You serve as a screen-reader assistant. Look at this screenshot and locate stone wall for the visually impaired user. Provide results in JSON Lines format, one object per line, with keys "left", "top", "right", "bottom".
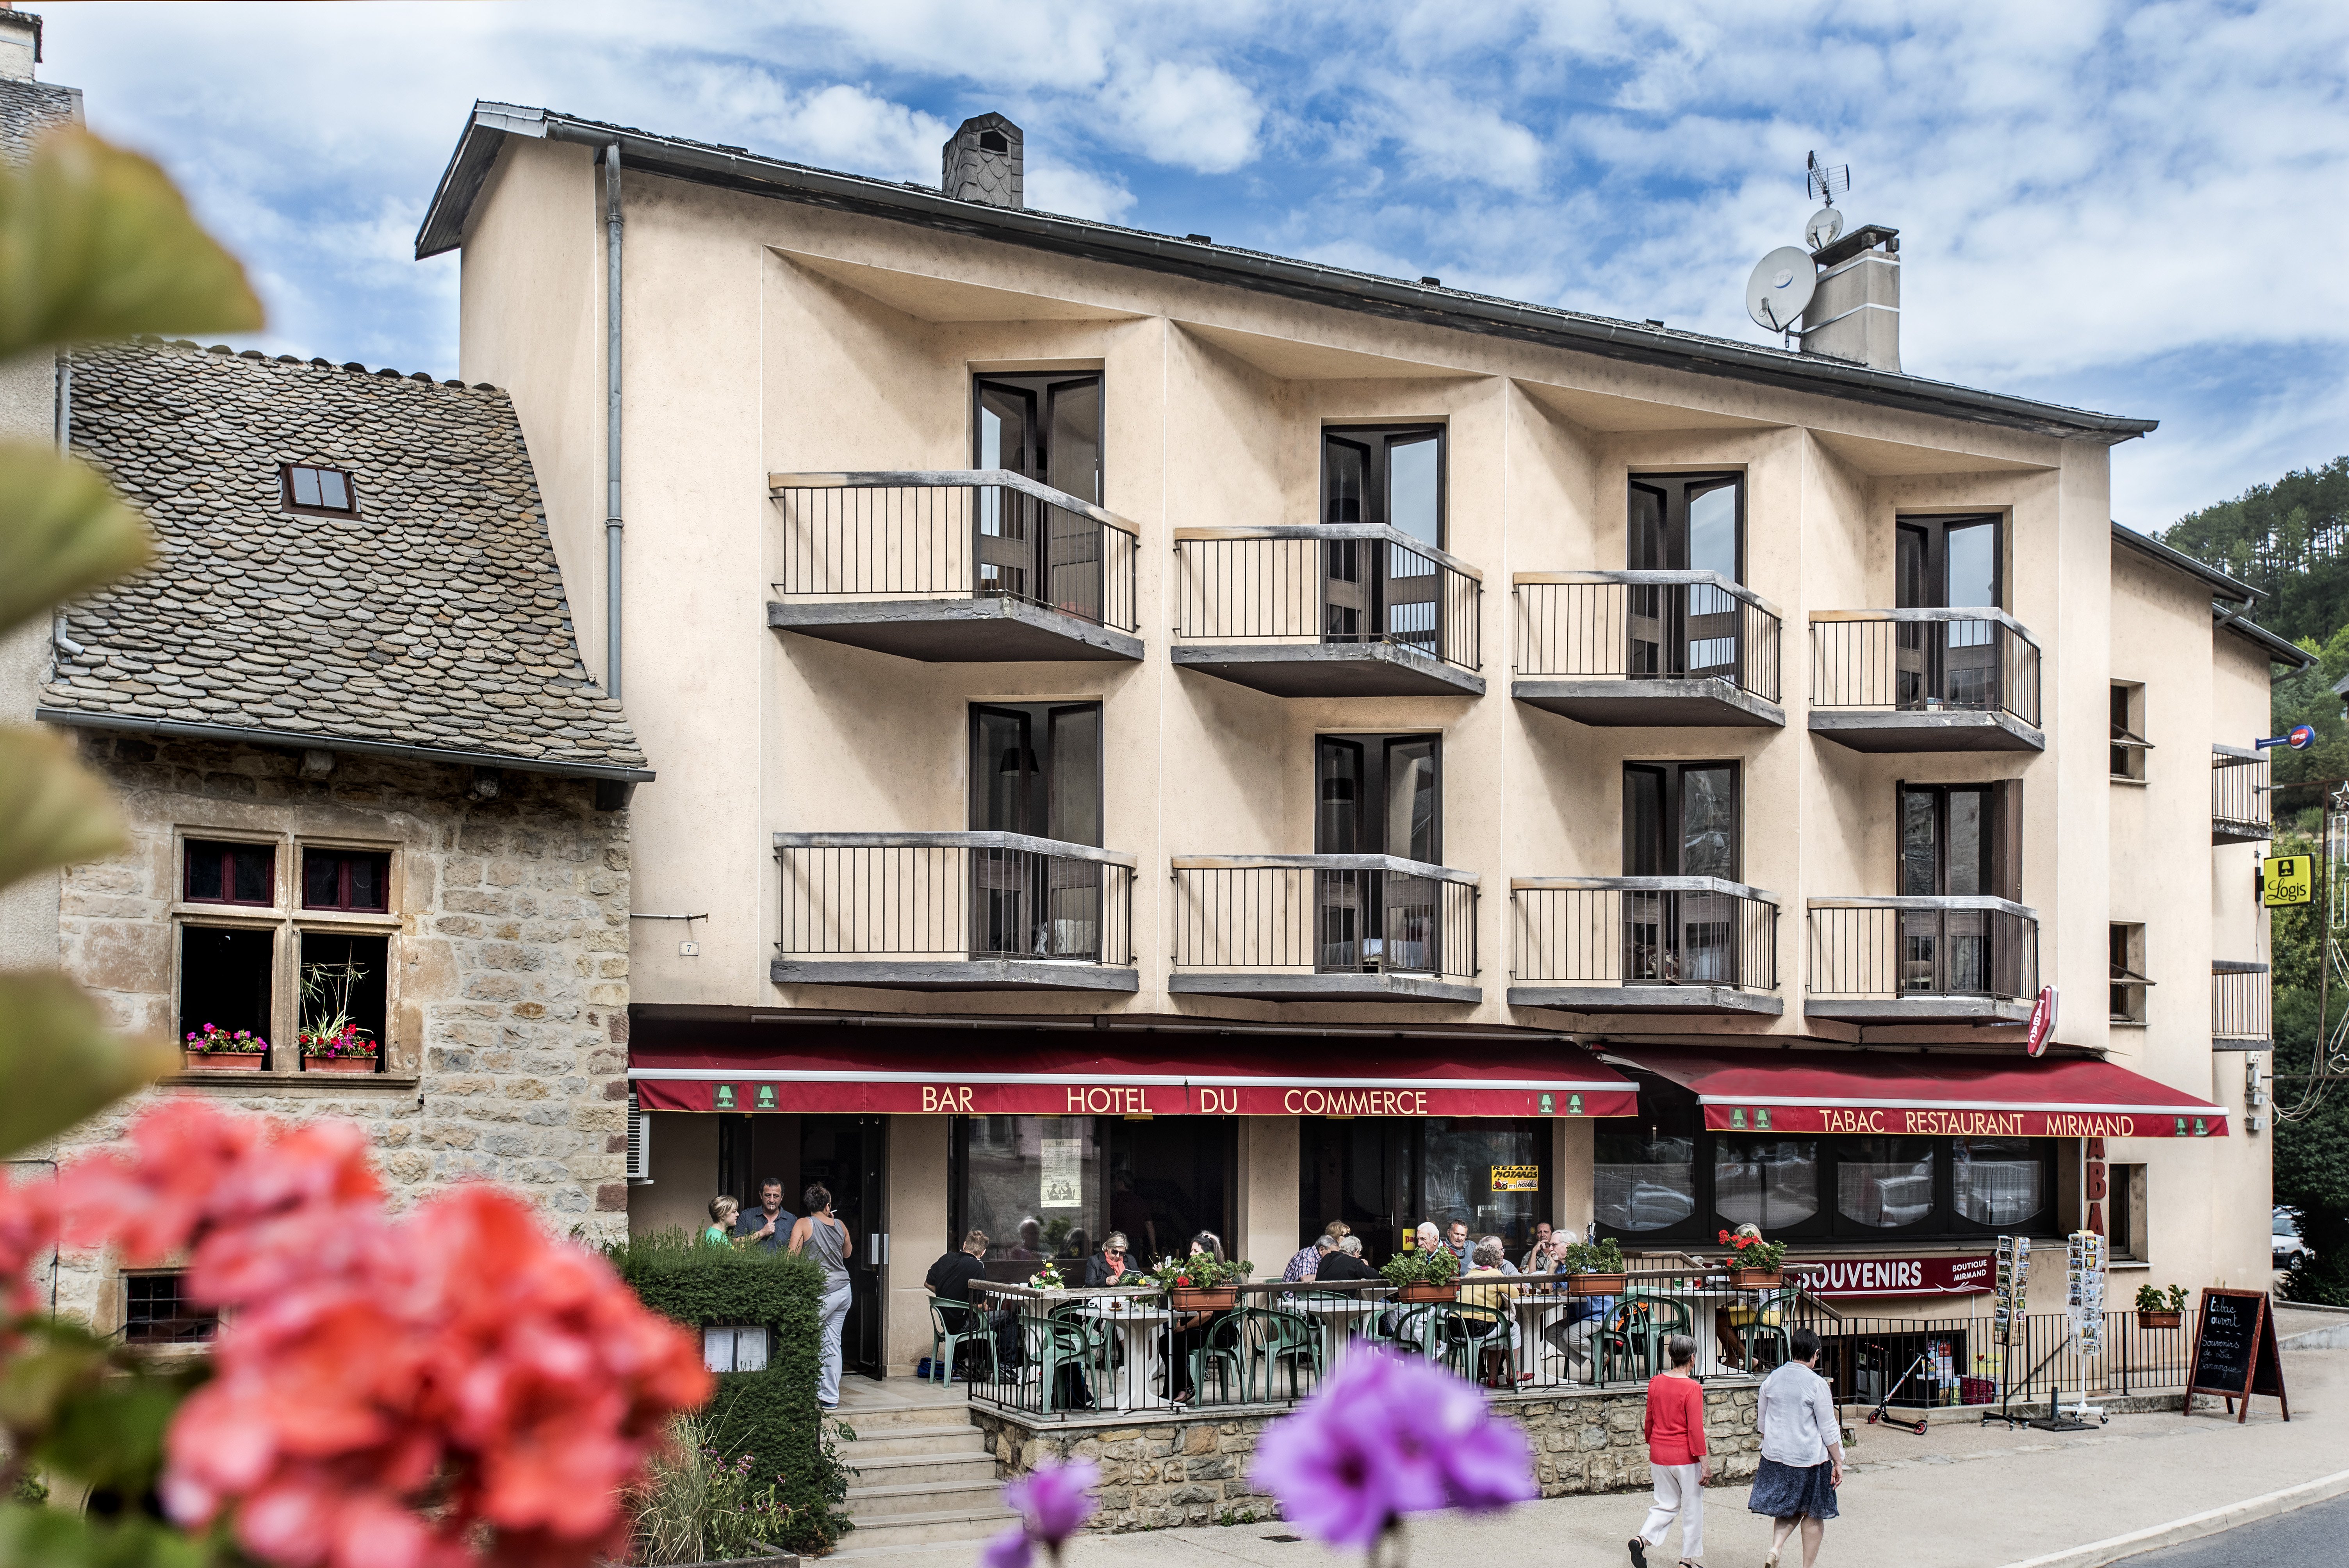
{"left": 36, "top": 732, "right": 631, "bottom": 1327}
{"left": 970, "top": 1380, "right": 1765, "bottom": 1534}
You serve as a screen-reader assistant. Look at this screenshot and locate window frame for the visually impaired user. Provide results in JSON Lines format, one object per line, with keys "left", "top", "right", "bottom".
{"left": 2109, "top": 682, "right": 2149, "bottom": 781}
{"left": 1625, "top": 469, "right": 1746, "bottom": 583}
{"left": 121, "top": 1268, "right": 220, "bottom": 1346}
{"left": 2109, "top": 921, "right": 2150, "bottom": 1024}
{"left": 182, "top": 836, "right": 278, "bottom": 907}
{"left": 277, "top": 463, "right": 360, "bottom": 519}
{"left": 301, "top": 846, "right": 392, "bottom": 912}
{"left": 1320, "top": 423, "right": 1448, "bottom": 551}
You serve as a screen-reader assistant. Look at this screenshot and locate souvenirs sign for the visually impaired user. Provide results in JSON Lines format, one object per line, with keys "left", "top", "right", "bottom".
{"left": 1805, "top": 1253, "right": 1994, "bottom": 1297}
{"left": 2185, "top": 1288, "right": 2290, "bottom": 1424}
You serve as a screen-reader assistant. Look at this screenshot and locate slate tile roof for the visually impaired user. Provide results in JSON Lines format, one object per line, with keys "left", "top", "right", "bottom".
{"left": 0, "top": 75, "right": 77, "bottom": 165}
{"left": 41, "top": 339, "right": 650, "bottom": 780}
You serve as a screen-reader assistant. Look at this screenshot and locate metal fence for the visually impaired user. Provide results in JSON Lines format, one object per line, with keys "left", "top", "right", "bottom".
{"left": 1511, "top": 878, "right": 1778, "bottom": 993}
{"left": 1807, "top": 897, "right": 2039, "bottom": 1003}
{"left": 1785, "top": 1306, "right": 2198, "bottom": 1410}
{"left": 1171, "top": 526, "right": 1482, "bottom": 673}
{"left": 770, "top": 470, "right": 1139, "bottom": 633}
{"left": 1169, "top": 855, "right": 1479, "bottom": 982}
{"left": 2212, "top": 960, "right": 2272, "bottom": 1047}
{"left": 2212, "top": 748, "right": 2270, "bottom": 842}
{"left": 1810, "top": 610, "right": 2042, "bottom": 729}
{"left": 1513, "top": 573, "right": 1782, "bottom": 703}
{"left": 773, "top": 832, "right": 1135, "bottom": 966}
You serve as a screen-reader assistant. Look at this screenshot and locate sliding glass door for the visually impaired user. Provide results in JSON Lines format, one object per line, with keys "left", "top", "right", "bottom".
{"left": 969, "top": 702, "right": 1103, "bottom": 959}
{"left": 1314, "top": 734, "right": 1440, "bottom": 973}
{"left": 1622, "top": 762, "right": 1740, "bottom": 983}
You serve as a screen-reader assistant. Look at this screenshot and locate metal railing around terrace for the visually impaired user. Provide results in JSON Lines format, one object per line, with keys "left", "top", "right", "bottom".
{"left": 1513, "top": 572, "right": 1782, "bottom": 703}
{"left": 773, "top": 832, "right": 1135, "bottom": 966}
{"left": 1511, "top": 877, "right": 1779, "bottom": 994}
{"left": 1782, "top": 1304, "right": 2200, "bottom": 1411}
{"left": 1810, "top": 609, "right": 2042, "bottom": 729}
{"left": 1807, "top": 896, "right": 2039, "bottom": 1005}
{"left": 1171, "top": 526, "right": 1482, "bottom": 673}
{"left": 770, "top": 470, "right": 1139, "bottom": 633}
{"left": 2212, "top": 747, "right": 2270, "bottom": 841}
{"left": 2213, "top": 960, "right": 2272, "bottom": 1047}
{"left": 1169, "top": 855, "right": 1479, "bottom": 982}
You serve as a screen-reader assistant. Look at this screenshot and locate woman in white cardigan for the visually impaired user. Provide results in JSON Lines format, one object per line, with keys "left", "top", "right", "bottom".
{"left": 1748, "top": 1327, "right": 1845, "bottom": 1568}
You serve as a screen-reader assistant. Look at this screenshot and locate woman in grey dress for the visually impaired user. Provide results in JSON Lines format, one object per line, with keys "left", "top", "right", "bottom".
{"left": 790, "top": 1183, "right": 855, "bottom": 1410}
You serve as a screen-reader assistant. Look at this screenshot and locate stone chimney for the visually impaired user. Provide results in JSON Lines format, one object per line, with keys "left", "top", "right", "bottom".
{"left": 941, "top": 113, "right": 1023, "bottom": 209}
{"left": 0, "top": 5, "right": 43, "bottom": 82}
{"left": 1802, "top": 224, "right": 1900, "bottom": 373}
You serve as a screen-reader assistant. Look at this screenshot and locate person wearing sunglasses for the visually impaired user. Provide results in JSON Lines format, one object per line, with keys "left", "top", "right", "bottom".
{"left": 1082, "top": 1231, "right": 1135, "bottom": 1287}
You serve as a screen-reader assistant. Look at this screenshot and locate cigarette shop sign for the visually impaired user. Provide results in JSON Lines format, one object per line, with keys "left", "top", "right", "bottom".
{"left": 1806, "top": 1254, "right": 1994, "bottom": 1298}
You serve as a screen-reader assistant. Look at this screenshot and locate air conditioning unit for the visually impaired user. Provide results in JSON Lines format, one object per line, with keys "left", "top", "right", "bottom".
{"left": 626, "top": 1091, "right": 653, "bottom": 1183}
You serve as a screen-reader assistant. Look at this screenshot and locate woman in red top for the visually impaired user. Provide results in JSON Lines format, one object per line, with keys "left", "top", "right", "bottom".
{"left": 1630, "top": 1334, "right": 1709, "bottom": 1568}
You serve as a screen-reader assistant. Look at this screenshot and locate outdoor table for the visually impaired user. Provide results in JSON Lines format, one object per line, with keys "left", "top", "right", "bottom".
{"left": 1078, "top": 1298, "right": 1175, "bottom": 1411}
{"left": 1510, "top": 1292, "right": 1576, "bottom": 1386}
{"left": 1289, "top": 1290, "right": 1388, "bottom": 1372}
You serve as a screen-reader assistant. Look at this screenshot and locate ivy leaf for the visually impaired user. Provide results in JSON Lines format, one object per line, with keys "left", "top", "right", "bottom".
{"left": 0, "top": 444, "right": 151, "bottom": 643}
{"left": 0, "top": 975, "right": 173, "bottom": 1162}
{"left": 0, "top": 128, "right": 263, "bottom": 359}
{"left": 0, "top": 726, "right": 126, "bottom": 898}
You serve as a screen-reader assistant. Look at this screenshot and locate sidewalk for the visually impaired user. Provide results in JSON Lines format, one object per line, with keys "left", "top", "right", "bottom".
{"left": 831, "top": 1349, "right": 2346, "bottom": 1568}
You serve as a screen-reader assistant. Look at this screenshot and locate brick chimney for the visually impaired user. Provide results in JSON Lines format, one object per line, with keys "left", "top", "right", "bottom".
{"left": 1802, "top": 224, "right": 1900, "bottom": 373}
{"left": 941, "top": 113, "right": 1022, "bottom": 209}
{"left": 0, "top": 5, "right": 43, "bottom": 82}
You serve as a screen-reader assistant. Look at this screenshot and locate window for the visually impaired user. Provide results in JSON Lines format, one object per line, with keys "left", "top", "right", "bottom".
{"left": 2110, "top": 683, "right": 2148, "bottom": 780}
{"left": 1834, "top": 1137, "right": 1937, "bottom": 1231}
{"left": 1894, "top": 513, "right": 2005, "bottom": 711}
{"left": 1899, "top": 782, "right": 2021, "bottom": 899}
{"left": 1594, "top": 1099, "right": 1701, "bottom": 1234}
{"left": 303, "top": 848, "right": 390, "bottom": 911}
{"left": 1713, "top": 1137, "right": 1820, "bottom": 1229}
{"left": 280, "top": 464, "right": 357, "bottom": 516}
{"left": 1622, "top": 762, "right": 1740, "bottom": 983}
{"left": 124, "top": 1271, "right": 217, "bottom": 1344}
{"left": 185, "top": 839, "right": 274, "bottom": 905}
{"left": 1626, "top": 472, "right": 1744, "bottom": 681}
{"left": 178, "top": 927, "right": 271, "bottom": 1043}
{"left": 2108, "top": 1164, "right": 2145, "bottom": 1260}
{"left": 1951, "top": 1139, "right": 2048, "bottom": 1228}
{"left": 973, "top": 373, "right": 1101, "bottom": 504}
{"left": 968, "top": 703, "right": 1105, "bottom": 961}
{"left": 2109, "top": 923, "right": 2149, "bottom": 1023}
{"left": 1314, "top": 735, "right": 1442, "bottom": 974}
{"left": 950, "top": 1115, "right": 1239, "bottom": 1283}
{"left": 298, "top": 931, "right": 388, "bottom": 1064}
{"left": 1321, "top": 425, "right": 1447, "bottom": 654}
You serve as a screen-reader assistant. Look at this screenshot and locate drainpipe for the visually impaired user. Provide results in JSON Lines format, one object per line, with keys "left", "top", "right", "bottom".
{"left": 604, "top": 143, "right": 624, "bottom": 700}
{"left": 51, "top": 355, "right": 80, "bottom": 674}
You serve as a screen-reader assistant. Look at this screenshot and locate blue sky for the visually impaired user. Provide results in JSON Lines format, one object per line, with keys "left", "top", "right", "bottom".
{"left": 33, "top": 0, "right": 2349, "bottom": 532}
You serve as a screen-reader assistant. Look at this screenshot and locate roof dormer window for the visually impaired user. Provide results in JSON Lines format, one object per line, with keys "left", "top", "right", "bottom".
{"left": 280, "top": 463, "right": 357, "bottom": 517}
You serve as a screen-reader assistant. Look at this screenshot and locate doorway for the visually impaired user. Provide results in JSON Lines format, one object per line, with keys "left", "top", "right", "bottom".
{"left": 969, "top": 702, "right": 1103, "bottom": 959}
{"left": 1895, "top": 514, "right": 2003, "bottom": 711}
{"left": 1898, "top": 781, "right": 2023, "bottom": 996}
{"left": 1627, "top": 472, "right": 1743, "bottom": 682}
{"left": 1622, "top": 762, "right": 1741, "bottom": 984}
{"left": 798, "top": 1115, "right": 889, "bottom": 1381}
{"left": 972, "top": 372, "right": 1104, "bottom": 618}
{"left": 1321, "top": 424, "right": 1445, "bottom": 654}
{"left": 1314, "top": 734, "right": 1441, "bottom": 973}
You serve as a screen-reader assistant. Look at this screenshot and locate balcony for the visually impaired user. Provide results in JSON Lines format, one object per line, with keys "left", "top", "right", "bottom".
{"left": 1169, "top": 527, "right": 1484, "bottom": 697}
{"left": 1507, "top": 877, "right": 1781, "bottom": 1015}
{"left": 2212, "top": 961, "right": 2271, "bottom": 1050}
{"left": 1511, "top": 573, "right": 1784, "bottom": 726}
{"left": 1809, "top": 610, "right": 2043, "bottom": 752}
{"left": 1805, "top": 896, "right": 2040, "bottom": 1024}
{"left": 2212, "top": 747, "right": 2271, "bottom": 844}
{"left": 768, "top": 472, "right": 1142, "bottom": 662}
{"left": 1168, "top": 855, "right": 1481, "bottom": 1002}
{"left": 772, "top": 831, "right": 1137, "bottom": 991}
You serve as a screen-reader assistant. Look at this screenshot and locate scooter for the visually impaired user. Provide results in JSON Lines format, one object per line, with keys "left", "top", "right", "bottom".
{"left": 1864, "top": 1352, "right": 1934, "bottom": 1435}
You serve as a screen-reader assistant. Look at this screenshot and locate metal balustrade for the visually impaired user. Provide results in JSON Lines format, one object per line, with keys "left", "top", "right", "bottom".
{"left": 1810, "top": 609, "right": 2042, "bottom": 729}
{"left": 2212, "top": 961, "right": 2272, "bottom": 1049}
{"left": 772, "top": 832, "right": 1134, "bottom": 971}
{"left": 1514, "top": 573, "right": 1782, "bottom": 702}
{"left": 1171, "top": 526, "right": 1482, "bottom": 673}
{"left": 1511, "top": 878, "right": 1778, "bottom": 994}
{"left": 770, "top": 470, "right": 1139, "bottom": 633}
{"left": 1807, "top": 896, "right": 2039, "bottom": 1010}
{"left": 2211, "top": 747, "right": 2270, "bottom": 844}
{"left": 1169, "top": 855, "right": 1479, "bottom": 983}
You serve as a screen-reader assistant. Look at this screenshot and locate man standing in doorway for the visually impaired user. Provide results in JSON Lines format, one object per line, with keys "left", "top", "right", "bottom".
{"left": 736, "top": 1176, "right": 796, "bottom": 1253}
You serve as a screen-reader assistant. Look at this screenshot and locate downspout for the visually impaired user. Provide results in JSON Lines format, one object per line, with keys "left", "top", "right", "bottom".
{"left": 604, "top": 143, "right": 624, "bottom": 700}
{"left": 50, "top": 355, "right": 80, "bottom": 675}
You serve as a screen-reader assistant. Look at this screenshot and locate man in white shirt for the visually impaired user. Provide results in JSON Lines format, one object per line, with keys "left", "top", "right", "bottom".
{"left": 1751, "top": 1328, "right": 1845, "bottom": 1568}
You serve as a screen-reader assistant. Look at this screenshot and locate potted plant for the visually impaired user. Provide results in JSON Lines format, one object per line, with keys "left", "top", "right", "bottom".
{"left": 1560, "top": 1236, "right": 1628, "bottom": 1296}
{"left": 298, "top": 955, "right": 380, "bottom": 1074}
{"left": 2135, "top": 1283, "right": 2188, "bottom": 1329}
{"left": 1379, "top": 1244, "right": 1461, "bottom": 1303}
{"left": 1718, "top": 1226, "right": 1789, "bottom": 1286}
{"left": 1025, "top": 1260, "right": 1066, "bottom": 1290}
{"left": 1153, "top": 1249, "right": 1253, "bottom": 1311}
{"left": 298, "top": 1023, "right": 380, "bottom": 1074}
{"left": 182, "top": 1023, "right": 267, "bottom": 1071}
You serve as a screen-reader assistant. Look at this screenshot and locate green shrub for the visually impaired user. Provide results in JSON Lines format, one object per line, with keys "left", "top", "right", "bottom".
{"left": 607, "top": 1232, "right": 855, "bottom": 1556}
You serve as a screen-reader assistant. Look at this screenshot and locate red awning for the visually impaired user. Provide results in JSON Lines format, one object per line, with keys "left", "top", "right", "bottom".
{"left": 631, "top": 1030, "right": 1638, "bottom": 1119}
{"left": 1605, "top": 1045, "right": 2228, "bottom": 1139}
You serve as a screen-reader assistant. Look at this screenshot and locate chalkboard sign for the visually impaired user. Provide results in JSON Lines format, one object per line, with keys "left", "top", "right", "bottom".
{"left": 2184, "top": 1288, "right": 2290, "bottom": 1423}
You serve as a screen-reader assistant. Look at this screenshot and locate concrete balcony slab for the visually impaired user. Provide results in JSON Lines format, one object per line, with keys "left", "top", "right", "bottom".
{"left": 771, "top": 959, "right": 1141, "bottom": 992}
{"left": 1173, "top": 643, "right": 1485, "bottom": 698}
{"left": 1803, "top": 996, "right": 2034, "bottom": 1025}
{"left": 1809, "top": 709, "right": 2044, "bottom": 752}
{"left": 1513, "top": 678, "right": 1784, "bottom": 727}
{"left": 1508, "top": 985, "right": 1784, "bottom": 1016}
{"left": 768, "top": 597, "right": 1143, "bottom": 663}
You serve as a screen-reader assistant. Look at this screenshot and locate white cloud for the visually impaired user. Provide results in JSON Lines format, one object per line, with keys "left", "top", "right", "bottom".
{"left": 1100, "top": 59, "right": 1262, "bottom": 173}
{"left": 1025, "top": 162, "right": 1136, "bottom": 223}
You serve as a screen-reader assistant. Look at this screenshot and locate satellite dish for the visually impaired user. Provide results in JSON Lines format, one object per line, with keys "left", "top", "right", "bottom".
{"left": 1806, "top": 205, "right": 1845, "bottom": 251}
{"left": 1745, "top": 246, "right": 1816, "bottom": 332}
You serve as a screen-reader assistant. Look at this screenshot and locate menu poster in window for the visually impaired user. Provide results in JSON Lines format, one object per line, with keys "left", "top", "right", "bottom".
{"left": 1039, "top": 1139, "right": 1084, "bottom": 1208}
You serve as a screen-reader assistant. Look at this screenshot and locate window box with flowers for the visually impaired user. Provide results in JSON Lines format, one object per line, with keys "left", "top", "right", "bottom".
{"left": 1718, "top": 1225, "right": 1789, "bottom": 1286}
{"left": 1147, "top": 1250, "right": 1253, "bottom": 1311}
{"left": 1559, "top": 1236, "right": 1628, "bottom": 1295}
{"left": 299, "top": 1025, "right": 380, "bottom": 1074}
{"left": 182, "top": 1024, "right": 268, "bottom": 1073}
{"left": 297, "top": 955, "right": 380, "bottom": 1074}
{"left": 1378, "top": 1245, "right": 1461, "bottom": 1303}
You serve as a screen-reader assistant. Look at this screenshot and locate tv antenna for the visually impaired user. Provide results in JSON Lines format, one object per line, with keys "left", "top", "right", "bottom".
{"left": 1805, "top": 151, "right": 1850, "bottom": 251}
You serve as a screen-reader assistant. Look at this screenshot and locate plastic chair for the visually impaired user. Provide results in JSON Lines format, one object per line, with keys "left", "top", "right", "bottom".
{"left": 927, "top": 1297, "right": 993, "bottom": 1385}
{"left": 1433, "top": 1302, "right": 1513, "bottom": 1386}
{"left": 1189, "top": 1311, "right": 1250, "bottom": 1404}
{"left": 1727, "top": 1285, "right": 1798, "bottom": 1373}
{"left": 1597, "top": 1296, "right": 1693, "bottom": 1385}
{"left": 1019, "top": 1313, "right": 1100, "bottom": 1413}
{"left": 1247, "top": 1306, "right": 1325, "bottom": 1399}
{"left": 1360, "top": 1302, "right": 1436, "bottom": 1359}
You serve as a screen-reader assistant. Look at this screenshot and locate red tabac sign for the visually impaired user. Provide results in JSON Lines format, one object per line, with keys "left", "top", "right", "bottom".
{"left": 2026, "top": 985, "right": 2058, "bottom": 1057}
{"left": 1805, "top": 1254, "right": 1994, "bottom": 1298}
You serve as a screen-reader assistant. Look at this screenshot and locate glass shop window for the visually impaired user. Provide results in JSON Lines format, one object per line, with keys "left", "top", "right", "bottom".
{"left": 1833, "top": 1137, "right": 1937, "bottom": 1233}
{"left": 1713, "top": 1137, "right": 1821, "bottom": 1232}
{"left": 1953, "top": 1138, "right": 2048, "bottom": 1228}
{"left": 957, "top": 1116, "right": 1106, "bottom": 1282}
{"left": 1421, "top": 1120, "right": 1545, "bottom": 1257}
{"left": 1594, "top": 1122, "right": 1699, "bottom": 1235}
{"left": 185, "top": 839, "right": 274, "bottom": 905}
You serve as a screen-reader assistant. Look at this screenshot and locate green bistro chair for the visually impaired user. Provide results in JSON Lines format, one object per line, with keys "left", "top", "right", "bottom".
{"left": 1246, "top": 1306, "right": 1325, "bottom": 1399}
{"left": 1360, "top": 1301, "right": 1437, "bottom": 1360}
{"left": 1433, "top": 1302, "right": 1513, "bottom": 1386}
{"left": 1726, "top": 1285, "right": 1800, "bottom": 1374}
{"left": 1049, "top": 1300, "right": 1119, "bottom": 1398}
{"left": 1023, "top": 1313, "right": 1101, "bottom": 1414}
{"left": 1597, "top": 1296, "right": 1693, "bottom": 1385}
{"left": 1189, "top": 1311, "right": 1251, "bottom": 1405}
{"left": 927, "top": 1297, "right": 993, "bottom": 1385}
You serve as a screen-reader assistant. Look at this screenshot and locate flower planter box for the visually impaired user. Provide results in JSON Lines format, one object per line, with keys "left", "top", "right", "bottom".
{"left": 1168, "top": 1286, "right": 1237, "bottom": 1312}
{"left": 1397, "top": 1281, "right": 1460, "bottom": 1304}
{"left": 2136, "top": 1309, "right": 2183, "bottom": 1331}
{"left": 1567, "top": 1273, "right": 1627, "bottom": 1297}
{"left": 183, "top": 1051, "right": 265, "bottom": 1072}
{"left": 1729, "top": 1267, "right": 1783, "bottom": 1289}
{"left": 301, "top": 1056, "right": 381, "bottom": 1075}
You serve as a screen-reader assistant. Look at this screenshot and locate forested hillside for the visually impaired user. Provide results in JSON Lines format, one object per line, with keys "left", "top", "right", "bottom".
{"left": 2163, "top": 456, "right": 2349, "bottom": 647}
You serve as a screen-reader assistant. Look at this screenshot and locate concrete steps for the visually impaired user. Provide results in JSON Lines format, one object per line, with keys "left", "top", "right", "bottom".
{"left": 832, "top": 1381, "right": 1011, "bottom": 1556}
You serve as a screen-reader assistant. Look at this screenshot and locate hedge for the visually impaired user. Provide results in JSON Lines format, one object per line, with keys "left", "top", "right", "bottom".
{"left": 608, "top": 1232, "right": 851, "bottom": 1555}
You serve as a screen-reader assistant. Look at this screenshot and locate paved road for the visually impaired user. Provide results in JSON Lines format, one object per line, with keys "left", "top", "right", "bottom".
{"left": 2120, "top": 1490, "right": 2349, "bottom": 1566}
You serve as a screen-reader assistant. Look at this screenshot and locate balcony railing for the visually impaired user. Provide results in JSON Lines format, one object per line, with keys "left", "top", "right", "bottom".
{"left": 1810, "top": 609, "right": 2042, "bottom": 735}
{"left": 1171, "top": 526, "right": 1482, "bottom": 674}
{"left": 1510, "top": 878, "right": 1779, "bottom": 1002}
{"left": 773, "top": 831, "right": 1135, "bottom": 986}
{"left": 2212, "top": 747, "right": 2270, "bottom": 844}
{"left": 2212, "top": 960, "right": 2271, "bottom": 1049}
{"left": 1169, "top": 855, "right": 1479, "bottom": 985}
{"left": 770, "top": 470, "right": 1139, "bottom": 633}
{"left": 1807, "top": 896, "right": 2039, "bottom": 1015}
{"left": 1514, "top": 573, "right": 1782, "bottom": 703}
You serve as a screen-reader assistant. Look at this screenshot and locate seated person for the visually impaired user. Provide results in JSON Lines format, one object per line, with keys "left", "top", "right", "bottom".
{"left": 1314, "top": 1234, "right": 1376, "bottom": 1282}
{"left": 924, "top": 1228, "right": 991, "bottom": 1367}
{"left": 1082, "top": 1231, "right": 1135, "bottom": 1286}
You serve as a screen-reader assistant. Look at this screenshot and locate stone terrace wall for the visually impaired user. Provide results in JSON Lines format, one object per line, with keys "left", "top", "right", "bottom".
{"left": 970, "top": 1381, "right": 1764, "bottom": 1533}
{"left": 39, "top": 732, "right": 631, "bottom": 1326}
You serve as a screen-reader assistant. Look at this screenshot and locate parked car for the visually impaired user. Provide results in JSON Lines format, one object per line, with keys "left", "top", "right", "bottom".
{"left": 2274, "top": 1208, "right": 2310, "bottom": 1269}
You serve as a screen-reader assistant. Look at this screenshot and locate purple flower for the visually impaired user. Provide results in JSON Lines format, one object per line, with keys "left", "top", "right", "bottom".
{"left": 1003, "top": 1458, "right": 1099, "bottom": 1545}
{"left": 980, "top": 1525, "right": 1034, "bottom": 1568}
{"left": 1249, "top": 1349, "right": 1534, "bottom": 1549}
